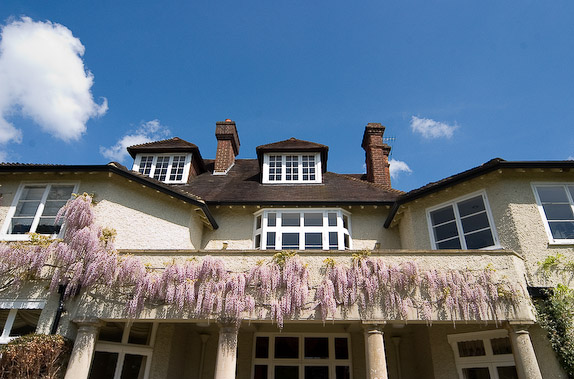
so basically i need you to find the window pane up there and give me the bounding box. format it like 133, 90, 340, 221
9, 309, 40, 336
266, 232, 276, 249
89, 351, 118, 379
120, 354, 146, 379
304, 366, 328, 379
464, 229, 495, 249
549, 222, 574, 239
9, 218, 34, 234
437, 238, 462, 249
36, 218, 61, 234
282, 213, 300, 226
461, 213, 490, 234
497, 366, 518, 379
568, 186, 574, 201
434, 221, 459, 241
462, 367, 490, 379
542, 204, 574, 220
98, 322, 124, 343
255, 234, 261, 249
491, 337, 512, 355
537, 186, 569, 202
304, 213, 323, 226
169, 156, 186, 181
343, 215, 349, 230
282, 233, 299, 249
336, 366, 351, 379
128, 322, 153, 345
457, 196, 486, 217
305, 233, 322, 249
285, 156, 299, 181
20, 186, 46, 201
254, 365, 268, 379
139, 156, 154, 175
14, 201, 41, 217
304, 337, 329, 359
458, 340, 485, 357
268, 213, 277, 227
430, 206, 455, 225
255, 336, 269, 358
329, 232, 338, 250
153, 157, 170, 181
328, 213, 337, 226
275, 337, 299, 358
275, 366, 299, 379
334, 338, 349, 359
344, 234, 350, 249
256, 216, 262, 230
42, 200, 68, 216
47, 185, 74, 200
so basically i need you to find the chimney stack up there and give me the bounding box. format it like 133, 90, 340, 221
362, 123, 391, 188
214, 119, 240, 174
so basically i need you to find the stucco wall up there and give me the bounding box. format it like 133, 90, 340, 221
0, 173, 205, 250
396, 170, 574, 287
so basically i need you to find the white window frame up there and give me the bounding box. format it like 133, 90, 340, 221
0, 182, 79, 241
447, 329, 516, 379
0, 300, 46, 344
132, 153, 193, 184
426, 190, 500, 250
532, 183, 574, 245
252, 332, 352, 379
253, 209, 352, 250
262, 153, 322, 184
92, 322, 158, 379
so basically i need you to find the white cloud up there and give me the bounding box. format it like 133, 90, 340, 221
568, 156, 574, 161
389, 159, 412, 179
410, 116, 458, 139
100, 120, 171, 162
0, 17, 107, 144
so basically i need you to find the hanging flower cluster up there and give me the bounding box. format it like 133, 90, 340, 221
0, 194, 522, 328
316, 253, 521, 323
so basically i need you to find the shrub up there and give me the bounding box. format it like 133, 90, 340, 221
0, 334, 72, 379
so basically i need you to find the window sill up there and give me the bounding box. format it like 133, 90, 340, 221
548, 240, 574, 246
0, 234, 58, 242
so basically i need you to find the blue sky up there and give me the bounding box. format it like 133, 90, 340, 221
0, 1, 573, 191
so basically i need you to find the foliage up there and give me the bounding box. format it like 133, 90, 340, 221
315, 256, 520, 322
535, 285, 574, 378
0, 334, 72, 379
0, 194, 522, 329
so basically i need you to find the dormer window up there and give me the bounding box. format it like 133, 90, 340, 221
263, 153, 322, 184
133, 154, 192, 184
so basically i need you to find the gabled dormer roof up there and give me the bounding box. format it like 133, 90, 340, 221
255, 137, 329, 172
127, 137, 206, 173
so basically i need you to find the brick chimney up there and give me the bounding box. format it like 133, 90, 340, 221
362, 123, 392, 188
214, 119, 240, 174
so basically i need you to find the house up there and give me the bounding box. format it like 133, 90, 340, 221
0, 119, 572, 379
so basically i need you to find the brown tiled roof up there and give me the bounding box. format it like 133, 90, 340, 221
177, 159, 400, 204
127, 137, 199, 157
255, 137, 329, 171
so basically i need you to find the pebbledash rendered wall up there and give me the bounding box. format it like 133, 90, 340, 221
393, 169, 574, 287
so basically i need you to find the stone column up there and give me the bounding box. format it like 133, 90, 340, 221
509, 323, 543, 379
214, 323, 239, 379
64, 319, 102, 379
363, 323, 389, 379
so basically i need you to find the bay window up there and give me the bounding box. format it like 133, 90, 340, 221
254, 209, 351, 250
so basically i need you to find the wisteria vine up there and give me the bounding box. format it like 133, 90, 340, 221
0, 194, 522, 328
